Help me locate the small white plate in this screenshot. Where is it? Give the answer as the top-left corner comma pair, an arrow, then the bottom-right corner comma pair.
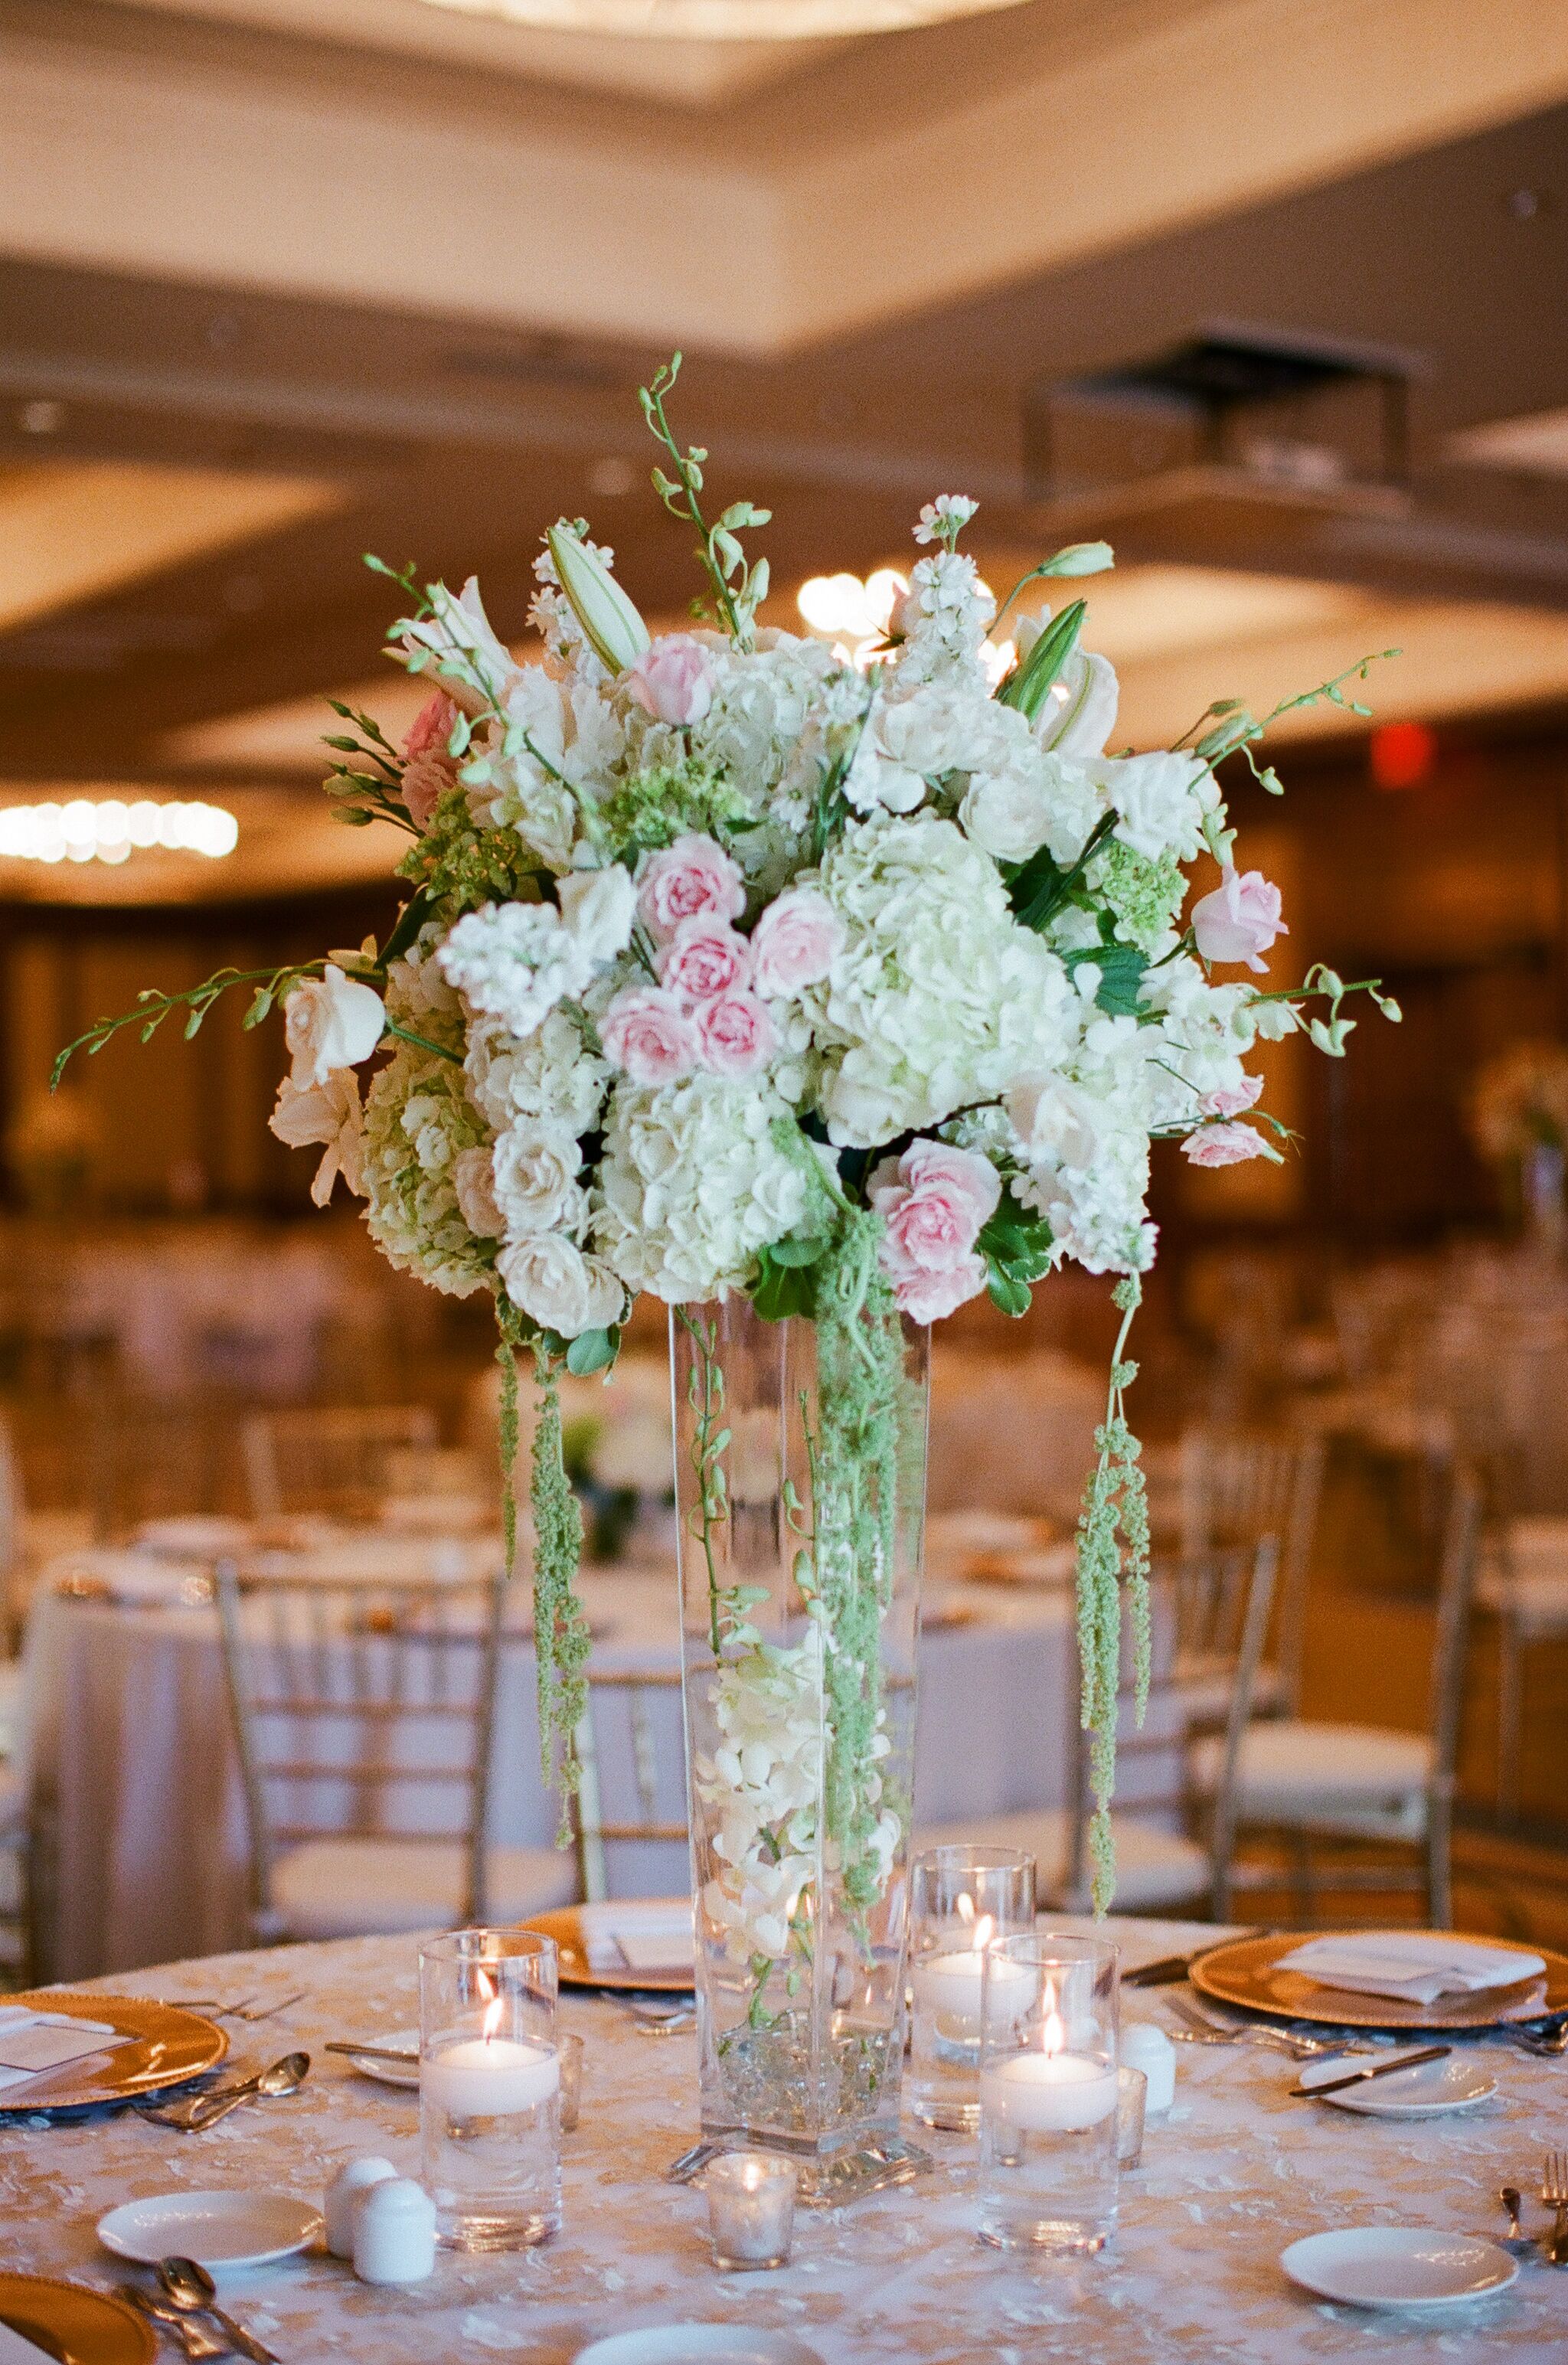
98,2191 -> 323,2275
338,2028 -> 420,2090
573,2332 -> 827,2365
1281,2227 -> 1518,2310
1297,2053 -> 1497,2117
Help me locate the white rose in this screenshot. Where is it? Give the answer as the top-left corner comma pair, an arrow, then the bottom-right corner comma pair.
959,753 -> 1059,861
283,963 -> 385,1087
492,1121 -> 583,1236
1096,750 -> 1209,863
268,1071 -> 364,1207
1007,1073 -> 1102,1171
557,864 -> 636,964
451,1145 -> 505,1238
498,1234 -> 624,1337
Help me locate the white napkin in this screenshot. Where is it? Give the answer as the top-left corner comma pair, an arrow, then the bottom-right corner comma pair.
0,2007 -> 122,2090
577,1899 -> 694,1974
1279,1932 -> 1545,2005
0,2319 -> 60,2361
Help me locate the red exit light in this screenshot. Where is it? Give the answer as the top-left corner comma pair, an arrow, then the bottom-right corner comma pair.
1370,720 -> 1436,789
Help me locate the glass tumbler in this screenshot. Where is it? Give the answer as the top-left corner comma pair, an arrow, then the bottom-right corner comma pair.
978,1931 -> 1119,2254
420,1928 -> 561,2251
908,1845 -> 1036,2129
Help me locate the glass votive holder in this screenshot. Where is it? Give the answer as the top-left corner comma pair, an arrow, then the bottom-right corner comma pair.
704,2152 -> 797,2271
420,1927 -> 560,2252
558,2032 -> 583,2132
1116,2064 -> 1147,2168
978,1931 -> 1120,2256
908,1844 -> 1037,2129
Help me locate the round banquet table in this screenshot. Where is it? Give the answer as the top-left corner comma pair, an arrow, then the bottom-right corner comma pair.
6,1916 -> 1566,2361
23,1561 -> 1079,1981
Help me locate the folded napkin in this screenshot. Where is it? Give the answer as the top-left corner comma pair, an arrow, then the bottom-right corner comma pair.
578,1899 -> 694,1975
0,2007 -> 122,2090
1279,1932 -> 1546,2006
0,2320 -> 60,2362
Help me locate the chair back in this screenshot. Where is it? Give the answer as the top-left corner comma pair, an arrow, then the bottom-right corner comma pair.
1063,1538 -> 1278,1915
573,1667 -> 688,1905
214,1557 -> 505,1939
242,1406 -> 439,1520
1180,1426 -> 1323,1710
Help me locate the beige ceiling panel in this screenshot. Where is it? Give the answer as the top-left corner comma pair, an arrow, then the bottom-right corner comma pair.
158,671 -> 434,770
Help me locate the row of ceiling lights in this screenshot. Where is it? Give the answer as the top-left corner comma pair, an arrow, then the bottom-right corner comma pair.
0,799 -> 239,866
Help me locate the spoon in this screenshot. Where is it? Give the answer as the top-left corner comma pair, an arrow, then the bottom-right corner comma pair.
158,2256 -> 280,2365
145,2050 -> 309,2130
116,2285 -> 230,2361
1499,2186 -> 1533,2253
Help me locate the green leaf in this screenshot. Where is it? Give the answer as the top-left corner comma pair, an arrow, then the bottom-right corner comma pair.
768,1233 -> 831,1268
1067,940 -> 1147,1018
986,1270 -> 1034,1318
752,1246 -> 818,1322
382,886 -> 436,965
565,1327 -> 619,1377
997,598 -> 1085,720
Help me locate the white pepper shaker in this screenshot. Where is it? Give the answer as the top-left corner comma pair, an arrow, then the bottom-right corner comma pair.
1121,2022 -> 1176,2115
353,2177 -> 437,2285
325,2157 -> 397,2259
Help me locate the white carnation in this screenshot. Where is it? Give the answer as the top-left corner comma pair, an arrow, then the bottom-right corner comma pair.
1095,750 -> 1211,864
594,1073 -> 811,1302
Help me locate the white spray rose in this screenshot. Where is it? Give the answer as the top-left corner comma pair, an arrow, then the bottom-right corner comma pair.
268,1071 -> 364,1207
283,965 -> 385,1088
498,1234 -> 623,1338
492,1121 -> 585,1236
451,1145 -> 505,1238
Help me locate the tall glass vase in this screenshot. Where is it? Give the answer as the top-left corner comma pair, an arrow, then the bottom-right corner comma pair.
671,1293 -> 930,2200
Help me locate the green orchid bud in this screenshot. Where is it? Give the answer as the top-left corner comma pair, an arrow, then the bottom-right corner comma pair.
1039,541 -> 1115,578
545,525 -> 651,675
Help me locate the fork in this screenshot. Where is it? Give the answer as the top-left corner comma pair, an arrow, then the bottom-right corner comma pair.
1542,2150 -> 1568,2264
1165,1995 -> 1355,2062
162,1994 -> 303,2024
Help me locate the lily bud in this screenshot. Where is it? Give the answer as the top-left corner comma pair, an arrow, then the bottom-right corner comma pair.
546,526 -> 651,675
1040,541 -> 1115,578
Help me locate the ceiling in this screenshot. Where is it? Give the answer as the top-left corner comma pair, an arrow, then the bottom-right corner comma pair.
2,0 -> 1568,901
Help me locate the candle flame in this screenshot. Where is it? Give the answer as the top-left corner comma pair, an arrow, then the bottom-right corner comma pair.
957,1893 -> 975,1929
1040,1975 -> 1064,2058
971,1913 -> 995,1959
482,1994 -> 504,2045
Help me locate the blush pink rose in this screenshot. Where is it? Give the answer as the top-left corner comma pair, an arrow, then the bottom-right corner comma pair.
868,1138 -> 1001,1321
695,991 -> 777,1080
659,919 -> 753,1007
1181,1121 -> 1270,1167
1200,1073 -> 1264,1119
400,691 -> 461,831
1191,865 -> 1288,973
637,834 -> 746,945
749,888 -> 844,1000
893,1253 -> 989,1325
599,985 -> 700,1086
626,634 -> 717,727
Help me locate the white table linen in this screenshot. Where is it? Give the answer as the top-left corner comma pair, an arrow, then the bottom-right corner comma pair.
24,1564 -> 1076,1980
5,1918 -> 1563,2360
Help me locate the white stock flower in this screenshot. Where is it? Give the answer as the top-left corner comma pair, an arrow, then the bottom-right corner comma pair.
492,1120 -> 585,1237
594,1073 -> 811,1302
498,1233 -> 623,1338
268,1071 -> 364,1207
283,964 -> 384,1089
913,495 -> 978,544
438,870 -> 632,1041
806,815 -> 1075,1147
893,552 -> 995,685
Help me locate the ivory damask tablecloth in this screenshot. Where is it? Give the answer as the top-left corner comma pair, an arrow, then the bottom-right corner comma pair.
2,1918 -> 1563,2362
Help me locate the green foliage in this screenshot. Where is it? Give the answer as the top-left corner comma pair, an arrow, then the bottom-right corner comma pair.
397,782 -> 541,921
1075,1274 -> 1152,1913
1007,811 -> 1116,934
564,1325 -> 619,1377
51,958 -> 329,1088
321,699 -> 420,838
977,1189 -> 1054,1317
996,599 -> 1085,720
641,354 -> 771,648
599,753 -> 759,862
751,1236 -> 828,1322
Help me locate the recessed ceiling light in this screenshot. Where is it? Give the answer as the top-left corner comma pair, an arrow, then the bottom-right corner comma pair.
18,400 -> 64,436
415,0 -> 1028,37
0,799 -> 239,865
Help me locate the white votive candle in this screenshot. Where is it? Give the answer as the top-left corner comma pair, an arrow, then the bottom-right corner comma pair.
913,1947 -> 1036,2038
422,2036 -> 559,2118
981,2049 -> 1119,2132
705,2151 -> 796,2271
1120,2023 -> 1175,2115
352,2177 -> 437,2285
325,2156 -> 397,2259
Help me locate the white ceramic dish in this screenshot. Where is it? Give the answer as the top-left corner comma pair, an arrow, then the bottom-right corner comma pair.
573,2332 -> 827,2365
1280,2227 -> 1517,2310
97,2191 -> 323,2275
1296,2053 -> 1496,2118
338,2028 -> 420,2090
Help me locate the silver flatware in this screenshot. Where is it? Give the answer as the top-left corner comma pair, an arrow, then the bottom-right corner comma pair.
325,2040 -> 419,2065
1542,2149 -> 1568,2264
1290,2044 -> 1450,2100
142,2050 -> 309,2130
1166,1994 -> 1354,2061
666,2139 -> 725,2184
1498,2184 -> 1534,2254
159,2254 -> 280,2364
118,2285 -> 233,2360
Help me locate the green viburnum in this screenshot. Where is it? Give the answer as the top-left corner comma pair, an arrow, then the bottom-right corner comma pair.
1092,838 -> 1187,952
599,755 -> 759,861
397,782 -> 540,921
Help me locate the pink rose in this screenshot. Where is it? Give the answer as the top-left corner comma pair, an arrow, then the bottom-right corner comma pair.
1191,865 -> 1288,973
1200,1073 -> 1264,1119
626,634 -> 717,727
696,991 -> 777,1080
599,986 -> 700,1087
400,691 -> 461,831
892,1253 -> 989,1325
750,888 -> 844,1000
659,920 -> 753,1007
1182,1122 -> 1270,1167
637,833 -> 746,945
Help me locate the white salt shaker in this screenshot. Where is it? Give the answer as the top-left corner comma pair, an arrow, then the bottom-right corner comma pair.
325,2157 -> 397,2259
1121,2022 -> 1176,2115
352,2177 -> 437,2285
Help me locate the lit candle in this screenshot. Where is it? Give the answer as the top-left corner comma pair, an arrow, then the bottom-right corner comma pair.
912,1899 -> 1036,2038
981,1998 -> 1118,2132
423,1994 -> 560,2118
705,2151 -> 796,2272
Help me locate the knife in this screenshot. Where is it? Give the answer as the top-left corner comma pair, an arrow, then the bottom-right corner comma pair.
1291,2043 -> 1450,2099
1125,1928 -> 1269,1988
324,2041 -> 418,2064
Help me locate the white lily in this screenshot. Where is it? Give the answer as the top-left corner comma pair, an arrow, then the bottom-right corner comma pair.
545,524 -> 651,675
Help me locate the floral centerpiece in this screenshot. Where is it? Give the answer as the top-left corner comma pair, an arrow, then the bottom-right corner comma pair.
1469,1038 -> 1568,1249
58,357 -> 1396,2174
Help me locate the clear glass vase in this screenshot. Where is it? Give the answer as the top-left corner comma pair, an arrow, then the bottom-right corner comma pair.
671,1294 -> 930,2200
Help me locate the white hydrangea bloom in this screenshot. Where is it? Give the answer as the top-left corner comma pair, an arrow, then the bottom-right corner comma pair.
360,1045 -> 492,1298
593,1072 -> 812,1302
464,1008 -> 608,1138
806,814 -> 1075,1148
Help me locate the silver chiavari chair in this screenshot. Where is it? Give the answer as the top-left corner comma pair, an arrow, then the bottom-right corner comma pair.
573,1668 -> 688,1906
241,1405 -> 439,1521
1179,1426 -> 1325,1715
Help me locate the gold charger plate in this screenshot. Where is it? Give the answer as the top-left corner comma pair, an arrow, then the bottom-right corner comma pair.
1191,1929 -> 1568,2032
0,1992 -> 227,2113
0,2275 -> 155,2365
521,1907 -> 694,1995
